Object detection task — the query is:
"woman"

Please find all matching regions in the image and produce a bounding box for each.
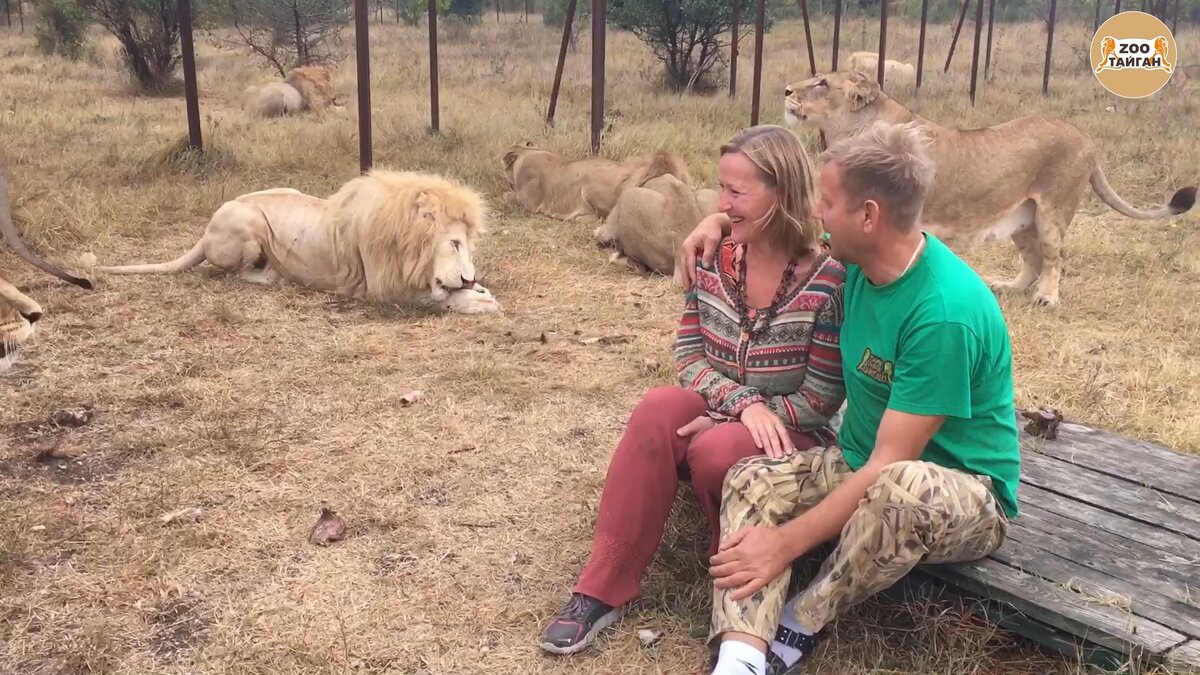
[539,125,847,657]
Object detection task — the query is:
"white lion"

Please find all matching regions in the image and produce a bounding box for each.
[81,170,500,315]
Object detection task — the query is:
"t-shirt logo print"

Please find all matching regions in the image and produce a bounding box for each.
[856,347,894,385]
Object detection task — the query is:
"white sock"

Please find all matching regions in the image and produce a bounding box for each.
[712,639,767,675]
[769,609,813,667]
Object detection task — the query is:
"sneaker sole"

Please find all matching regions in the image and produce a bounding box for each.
[538,608,621,656]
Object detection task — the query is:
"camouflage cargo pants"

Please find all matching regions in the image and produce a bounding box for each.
[708,445,1009,644]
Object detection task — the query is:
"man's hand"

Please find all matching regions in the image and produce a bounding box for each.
[740,402,796,458]
[709,525,793,601]
[677,415,717,440]
[673,213,729,289]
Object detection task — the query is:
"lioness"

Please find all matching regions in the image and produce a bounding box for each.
[1,166,94,372]
[594,174,719,276]
[783,70,1196,307]
[81,170,500,315]
[244,65,343,118]
[501,142,693,222]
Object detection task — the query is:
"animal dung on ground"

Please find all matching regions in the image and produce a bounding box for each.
[398,390,424,407]
[51,406,94,428]
[308,507,346,545]
[1020,407,1063,440]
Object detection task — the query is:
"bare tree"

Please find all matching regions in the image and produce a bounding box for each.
[208,0,350,77]
[77,0,181,91]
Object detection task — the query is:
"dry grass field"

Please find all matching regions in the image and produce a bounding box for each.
[2,9,1198,674]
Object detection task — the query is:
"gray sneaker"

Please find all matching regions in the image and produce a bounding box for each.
[538,593,621,655]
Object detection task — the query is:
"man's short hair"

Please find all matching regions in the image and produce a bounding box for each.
[818,121,935,231]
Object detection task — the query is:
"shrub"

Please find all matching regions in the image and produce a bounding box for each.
[34,0,91,60]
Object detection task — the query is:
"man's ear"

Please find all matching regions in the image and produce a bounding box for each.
[862,199,881,233]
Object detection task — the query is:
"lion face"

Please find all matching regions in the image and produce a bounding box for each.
[430,220,479,297]
[0,278,41,374]
[784,71,881,127]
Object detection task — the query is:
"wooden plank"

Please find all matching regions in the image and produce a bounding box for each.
[1019,420,1200,501]
[1165,639,1200,669]
[1008,507,1200,595]
[1020,451,1200,540]
[1017,483,1199,561]
[899,572,1147,672]
[994,527,1200,636]
[922,557,1188,657]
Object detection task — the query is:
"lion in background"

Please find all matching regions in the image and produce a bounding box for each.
[79,170,500,315]
[846,51,916,87]
[1,163,94,372]
[594,174,719,276]
[244,65,343,118]
[501,142,694,222]
[783,70,1196,308]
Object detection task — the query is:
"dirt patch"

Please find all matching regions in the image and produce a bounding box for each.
[148,598,209,661]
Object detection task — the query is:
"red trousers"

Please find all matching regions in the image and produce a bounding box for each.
[573,385,823,608]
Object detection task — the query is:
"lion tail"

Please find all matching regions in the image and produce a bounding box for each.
[1089,159,1196,220]
[629,152,692,189]
[87,240,207,275]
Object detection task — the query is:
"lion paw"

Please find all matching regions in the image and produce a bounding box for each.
[444,284,501,315]
[1031,291,1060,309]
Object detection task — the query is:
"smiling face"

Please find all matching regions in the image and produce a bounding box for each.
[716,150,779,247]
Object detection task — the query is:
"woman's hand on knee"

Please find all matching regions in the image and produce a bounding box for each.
[740,403,796,458]
[677,415,717,440]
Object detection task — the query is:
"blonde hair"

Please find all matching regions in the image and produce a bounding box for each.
[818,120,935,231]
[720,125,821,256]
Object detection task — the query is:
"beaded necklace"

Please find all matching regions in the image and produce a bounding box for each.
[729,244,798,344]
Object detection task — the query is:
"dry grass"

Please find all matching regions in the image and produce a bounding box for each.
[2,10,1198,675]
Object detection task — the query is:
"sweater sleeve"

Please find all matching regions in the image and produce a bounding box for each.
[673,276,767,418]
[761,285,846,430]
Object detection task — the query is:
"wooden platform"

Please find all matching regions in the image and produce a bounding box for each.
[912,415,1200,672]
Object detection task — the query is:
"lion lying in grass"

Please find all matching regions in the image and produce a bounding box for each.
[81,170,500,315]
[783,70,1196,307]
[846,51,916,87]
[501,142,693,222]
[244,65,343,118]
[594,174,719,276]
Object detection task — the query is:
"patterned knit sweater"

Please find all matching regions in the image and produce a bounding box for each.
[674,239,847,444]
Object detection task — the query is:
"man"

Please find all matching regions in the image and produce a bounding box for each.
[676,120,1021,675]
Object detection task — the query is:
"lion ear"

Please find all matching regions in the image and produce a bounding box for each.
[845,73,880,111]
[502,150,519,169]
[415,191,437,221]
[524,141,534,147]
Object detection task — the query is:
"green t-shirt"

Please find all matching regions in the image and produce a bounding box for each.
[838,233,1021,518]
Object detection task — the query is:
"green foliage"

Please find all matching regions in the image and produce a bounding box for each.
[34,0,91,60]
[396,0,451,26]
[447,0,483,21]
[614,0,763,92]
[76,0,181,92]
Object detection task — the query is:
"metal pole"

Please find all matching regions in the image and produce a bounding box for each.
[877,0,888,89]
[1093,0,1101,31]
[178,0,202,151]
[984,0,995,79]
[1042,0,1056,97]
[831,0,842,70]
[590,0,605,155]
[4,0,10,30]
[916,0,928,87]
[730,0,739,98]
[1114,0,1121,14]
[798,0,816,76]
[944,0,970,73]
[353,0,372,172]
[428,0,440,133]
[547,0,576,125]
[17,0,21,31]
[751,0,765,125]
[1172,0,1178,33]
[968,0,983,104]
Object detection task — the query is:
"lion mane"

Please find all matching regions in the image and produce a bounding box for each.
[244,65,342,118]
[81,169,501,315]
